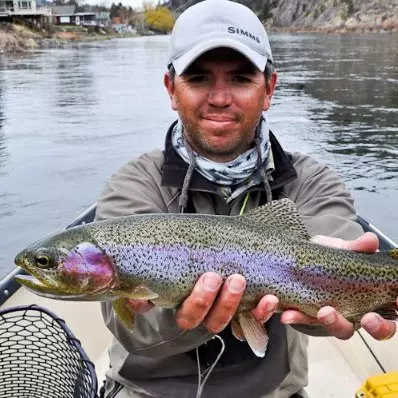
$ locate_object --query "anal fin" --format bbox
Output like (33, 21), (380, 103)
(375, 304), (398, 321)
(345, 304), (398, 327)
(237, 311), (269, 357)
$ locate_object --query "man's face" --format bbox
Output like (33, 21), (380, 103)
(164, 48), (277, 162)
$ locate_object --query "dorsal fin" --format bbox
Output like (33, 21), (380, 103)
(239, 198), (310, 240)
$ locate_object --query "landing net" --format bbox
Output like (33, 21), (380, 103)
(0, 304), (98, 398)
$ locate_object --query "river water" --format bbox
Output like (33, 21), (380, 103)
(0, 34), (397, 278)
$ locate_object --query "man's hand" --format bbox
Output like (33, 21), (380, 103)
(127, 272), (250, 335)
(278, 232), (397, 340)
(175, 273), (246, 334)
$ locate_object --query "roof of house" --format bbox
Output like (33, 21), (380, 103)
(52, 5), (75, 16)
(74, 12), (96, 16)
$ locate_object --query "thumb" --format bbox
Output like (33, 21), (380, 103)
(342, 232), (379, 253)
(311, 232), (379, 253)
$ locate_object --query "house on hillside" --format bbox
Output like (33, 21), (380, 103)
(74, 11), (96, 26)
(52, 5), (74, 24)
(111, 15), (135, 33)
(0, 0), (51, 17)
(52, 5), (109, 27)
(95, 11), (110, 27)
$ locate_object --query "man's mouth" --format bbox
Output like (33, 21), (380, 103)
(203, 114), (237, 122)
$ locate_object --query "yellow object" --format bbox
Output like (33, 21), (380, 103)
(356, 372), (398, 397)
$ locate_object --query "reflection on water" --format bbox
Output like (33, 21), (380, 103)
(272, 34), (398, 189)
(0, 34), (397, 277)
(268, 33), (398, 241)
(55, 52), (97, 111)
(0, 131), (6, 170)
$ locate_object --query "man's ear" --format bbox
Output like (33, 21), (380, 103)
(262, 72), (277, 112)
(164, 72), (178, 111)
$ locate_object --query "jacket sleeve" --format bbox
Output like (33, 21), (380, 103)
(96, 151), (213, 356)
(285, 153), (365, 336)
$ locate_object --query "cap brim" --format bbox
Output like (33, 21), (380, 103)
(172, 37), (268, 75)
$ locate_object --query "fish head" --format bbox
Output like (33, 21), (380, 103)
(14, 226), (117, 299)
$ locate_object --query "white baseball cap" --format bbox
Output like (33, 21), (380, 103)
(167, 0), (273, 75)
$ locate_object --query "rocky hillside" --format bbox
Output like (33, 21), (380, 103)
(271, 0), (398, 32)
(167, 0), (398, 32)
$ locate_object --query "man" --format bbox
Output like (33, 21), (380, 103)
(96, 0), (397, 397)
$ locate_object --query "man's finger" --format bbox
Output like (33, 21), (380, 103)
(175, 272), (222, 330)
(361, 313), (397, 340)
(280, 310), (319, 325)
(251, 295), (279, 323)
(281, 307), (355, 340)
(202, 274), (246, 334)
(316, 306), (355, 339)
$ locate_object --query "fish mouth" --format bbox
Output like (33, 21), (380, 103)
(15, 274), (113, 301)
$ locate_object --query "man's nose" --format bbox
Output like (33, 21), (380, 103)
(208, 80), (232, 107)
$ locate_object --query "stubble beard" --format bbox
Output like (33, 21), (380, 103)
(183, 125), (255, 162)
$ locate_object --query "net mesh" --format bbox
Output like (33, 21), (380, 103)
(0, 305), (97, 398)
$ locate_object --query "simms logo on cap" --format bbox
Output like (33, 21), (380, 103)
(227, 26), (260, 44)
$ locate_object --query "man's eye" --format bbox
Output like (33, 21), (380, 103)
(187, 75), (207, 83)
(233, 75), (251, 83)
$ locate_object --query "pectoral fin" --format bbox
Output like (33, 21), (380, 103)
(112, 297), (135, 331)
(237, 311), (269, 357)
(118, 285), (159, 300)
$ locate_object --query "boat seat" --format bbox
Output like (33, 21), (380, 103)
(0, 304), (98, 398)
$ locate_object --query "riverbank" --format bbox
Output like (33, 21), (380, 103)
(271, 22), (398, 35)
(0, 23), (135, 54)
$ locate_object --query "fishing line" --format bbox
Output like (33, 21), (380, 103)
(195, 335), (225, 398)
(356, 330), (387, 373)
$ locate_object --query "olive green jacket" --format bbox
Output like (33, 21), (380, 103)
(96, 126), (363, 398)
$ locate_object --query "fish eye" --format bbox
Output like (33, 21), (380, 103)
(34, 254), (52, 269)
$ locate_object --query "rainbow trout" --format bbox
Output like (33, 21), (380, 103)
(14, 199), (398, 357)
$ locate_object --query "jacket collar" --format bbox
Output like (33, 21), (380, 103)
(161, 120), (297, 193)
